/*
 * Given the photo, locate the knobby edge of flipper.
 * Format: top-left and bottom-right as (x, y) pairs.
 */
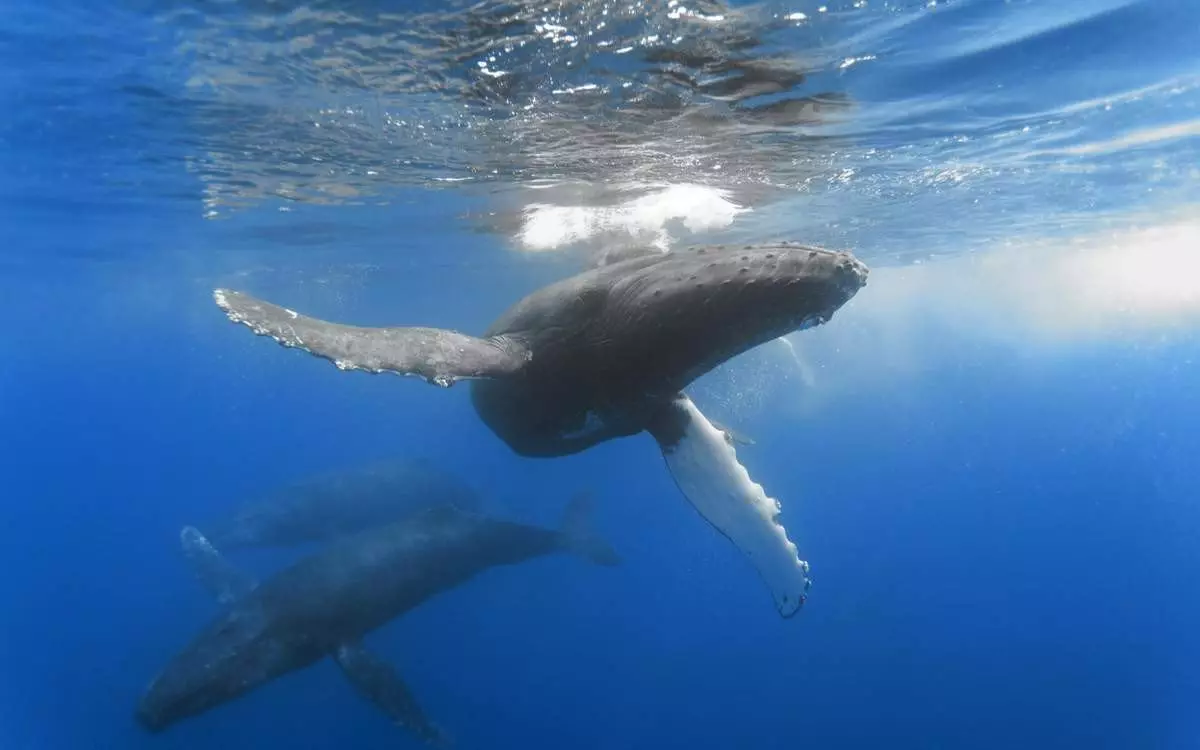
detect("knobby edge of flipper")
(213, 288), (531, 388)
(333, 642), (451, 748)
(179, 526), (258, 605)
(647, 394), (812, 618)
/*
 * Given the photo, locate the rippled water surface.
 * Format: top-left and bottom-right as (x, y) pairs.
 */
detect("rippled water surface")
(8, 0), (1199, 258)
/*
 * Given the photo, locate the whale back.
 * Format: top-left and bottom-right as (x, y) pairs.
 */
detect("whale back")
(207, 458), (482, 549)
(483, 252), (665, 339)
(469, 244), (867, 457)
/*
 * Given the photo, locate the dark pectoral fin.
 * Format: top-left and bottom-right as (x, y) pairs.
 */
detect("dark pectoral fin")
(179, 526), (257, 605)
(333, 642), (449, 747)
(648, 394), (812, 618)
(214, 289), (529, 387)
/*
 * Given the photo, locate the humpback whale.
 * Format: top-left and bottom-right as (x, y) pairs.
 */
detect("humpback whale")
(205, 457), (482, 549)
(136, 497), (618, 743)
(212, 242), (868, 616)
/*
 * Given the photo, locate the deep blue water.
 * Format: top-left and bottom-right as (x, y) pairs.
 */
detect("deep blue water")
(3, 1), (1200, 748)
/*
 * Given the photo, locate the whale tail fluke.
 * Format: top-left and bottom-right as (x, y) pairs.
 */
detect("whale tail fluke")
(560, 492), (621, 566)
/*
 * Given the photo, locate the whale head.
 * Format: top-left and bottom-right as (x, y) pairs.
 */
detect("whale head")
(600, 242), (868, 391)
(135, 603), (294, 732)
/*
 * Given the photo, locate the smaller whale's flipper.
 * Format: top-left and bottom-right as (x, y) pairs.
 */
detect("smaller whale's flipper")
(560, 492), (622, 566)
(213, 289), (531, 387)
(647, 394), (811, 618)
(179, 526), (257, 605)
(333, 642), (450, 747)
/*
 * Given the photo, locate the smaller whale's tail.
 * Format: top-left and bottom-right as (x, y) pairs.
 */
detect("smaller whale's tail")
(560, 492), (621, 566)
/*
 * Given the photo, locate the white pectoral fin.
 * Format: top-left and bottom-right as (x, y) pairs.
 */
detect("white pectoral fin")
(648, 394), (811, 617)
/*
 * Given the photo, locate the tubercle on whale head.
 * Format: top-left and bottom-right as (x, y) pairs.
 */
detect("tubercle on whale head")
(832, 249), (869, 292)
(774, 242), (869, 294)
(617, 242), (869, 341)
(583, 243), (869, 394)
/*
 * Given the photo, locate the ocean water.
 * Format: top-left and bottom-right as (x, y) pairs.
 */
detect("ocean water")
(2, 0), (1199, 748)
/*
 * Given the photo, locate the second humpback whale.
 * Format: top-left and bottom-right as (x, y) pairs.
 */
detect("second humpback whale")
(205, 457), (482, 549)
(212, 242), (868, 616)
(137, 496), (619, 744)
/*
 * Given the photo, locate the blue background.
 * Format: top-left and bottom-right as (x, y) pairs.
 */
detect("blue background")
(2, 1), (1199, 748)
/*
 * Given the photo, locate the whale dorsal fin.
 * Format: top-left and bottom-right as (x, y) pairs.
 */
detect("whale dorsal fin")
(213, 289), (530, 387)
(179, 526), (257, 605)
(333, 641), (450, 747)
(647, 394), (811, 618)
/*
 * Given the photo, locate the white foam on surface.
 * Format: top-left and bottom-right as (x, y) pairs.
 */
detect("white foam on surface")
(516, 183), (750, 252)
(659, 395), (811, 617)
